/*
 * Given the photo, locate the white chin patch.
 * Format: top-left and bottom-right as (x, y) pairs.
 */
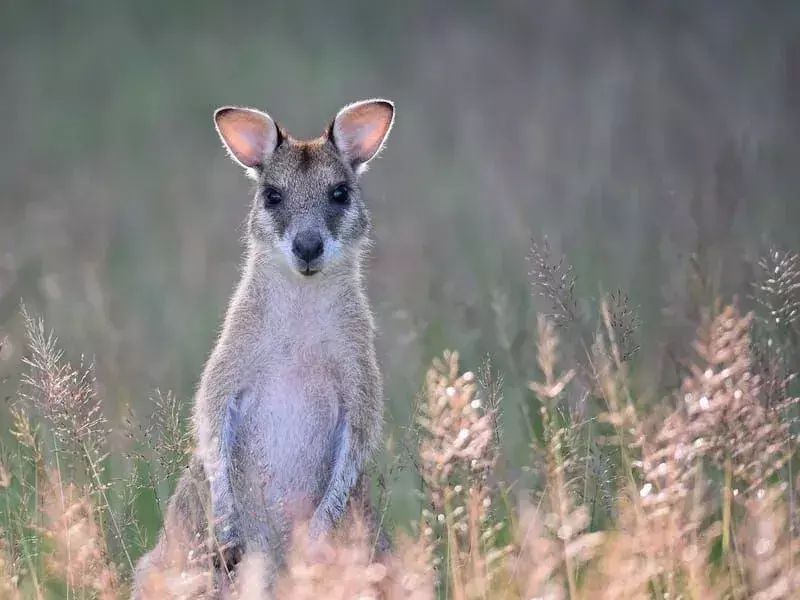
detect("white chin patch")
(323, 239), (342, 264)
(273, 231), (344, 275)
(275, 238), (297, 268)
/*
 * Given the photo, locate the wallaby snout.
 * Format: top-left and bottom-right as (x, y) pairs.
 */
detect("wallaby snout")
(292, 229), (325, 274)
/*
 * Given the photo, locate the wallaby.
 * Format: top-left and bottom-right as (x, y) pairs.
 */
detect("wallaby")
(132, 99), (394, 597)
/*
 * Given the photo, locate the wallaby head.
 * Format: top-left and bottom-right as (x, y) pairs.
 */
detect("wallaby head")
(213, 99), (394, 278)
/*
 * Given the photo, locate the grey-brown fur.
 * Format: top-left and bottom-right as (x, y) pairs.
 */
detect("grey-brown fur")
(131, 99), (394, 598)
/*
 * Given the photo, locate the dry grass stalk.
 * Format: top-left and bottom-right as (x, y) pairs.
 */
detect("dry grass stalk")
(417, 350), (511, 599)
(143, 389), (193, 483)
(277, 518), (385, 600)
(529, 239), (579, 331)
(682, 304), (797, 494)
(0, 536), (21, 600)
(738, 485), (800, 600)
(19, 307), (108, 486)
(524, 316), (603, 599)
(755, 248), (800, 338)
(274, 516), (435, 600)
(132, 536), (216, 600)
(17, 309), (137, 577)
(508, 507), (566, 600)
(9, 406), (45, 482)
(38, 469), (119, 599)
(593, 298), (726, 599)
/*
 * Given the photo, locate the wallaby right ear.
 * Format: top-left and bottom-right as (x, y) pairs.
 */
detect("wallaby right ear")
(214, 107), (280, 174)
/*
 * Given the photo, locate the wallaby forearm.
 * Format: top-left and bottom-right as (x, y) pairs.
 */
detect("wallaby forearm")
(194, 346), (250, 548)
(312, 363), (383, 534)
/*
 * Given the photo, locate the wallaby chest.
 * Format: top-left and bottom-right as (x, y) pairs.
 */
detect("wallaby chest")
(228, 281), (366, 508)
(246, 281), (363, 393)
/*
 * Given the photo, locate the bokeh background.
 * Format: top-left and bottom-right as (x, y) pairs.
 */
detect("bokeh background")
(1, 0), (799, 537)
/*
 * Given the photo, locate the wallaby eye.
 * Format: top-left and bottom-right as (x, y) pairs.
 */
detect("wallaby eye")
(330, 184), (350, 206)
(263, 187), (283, 207)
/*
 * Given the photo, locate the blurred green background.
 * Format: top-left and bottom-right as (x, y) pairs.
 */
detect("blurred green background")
(1, 0), (799, 541)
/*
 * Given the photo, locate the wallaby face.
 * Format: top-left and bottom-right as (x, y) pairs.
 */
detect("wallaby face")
(214, 100), (394, 277)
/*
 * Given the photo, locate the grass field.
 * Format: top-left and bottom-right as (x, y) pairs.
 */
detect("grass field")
(0, 242), (796, 598)
(2, 2), (800, 598)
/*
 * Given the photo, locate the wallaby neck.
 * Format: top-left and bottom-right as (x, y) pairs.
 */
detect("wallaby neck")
(238, 247), (368, 318)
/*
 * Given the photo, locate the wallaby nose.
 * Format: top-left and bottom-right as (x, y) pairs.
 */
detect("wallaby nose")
(292, 230), (324, 264)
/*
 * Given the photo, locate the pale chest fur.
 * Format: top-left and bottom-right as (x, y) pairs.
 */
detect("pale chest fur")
(239, 271), (372, 394)
(216, 269), (375, 532)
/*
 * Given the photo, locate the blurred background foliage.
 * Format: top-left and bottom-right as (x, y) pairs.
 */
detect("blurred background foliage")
(1, 0), (799, 542)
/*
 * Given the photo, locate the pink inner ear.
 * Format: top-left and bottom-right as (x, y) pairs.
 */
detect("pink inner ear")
(357, 121), (384, 157)
(216, 109), (277, 168)
(334, 103), (393, 164)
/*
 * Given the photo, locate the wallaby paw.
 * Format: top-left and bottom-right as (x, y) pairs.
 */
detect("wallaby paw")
(305, 531), (334, 565)
(212, 536), (244, 574)
(210, 519), (243, 573)
(306, 513), (335, 564)
(308, 510), (336, 539)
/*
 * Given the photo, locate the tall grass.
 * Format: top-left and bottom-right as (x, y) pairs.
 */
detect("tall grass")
(0, 244), (797, 599)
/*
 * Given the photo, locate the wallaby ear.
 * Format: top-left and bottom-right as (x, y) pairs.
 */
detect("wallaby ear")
(214, 107), (280, 174)
(329, 99), (395, 174)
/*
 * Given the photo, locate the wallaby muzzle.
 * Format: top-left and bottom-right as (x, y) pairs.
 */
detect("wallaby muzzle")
(292, 229), (324, 275)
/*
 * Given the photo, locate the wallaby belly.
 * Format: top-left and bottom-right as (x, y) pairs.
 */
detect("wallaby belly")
(228, 360), (342, 554)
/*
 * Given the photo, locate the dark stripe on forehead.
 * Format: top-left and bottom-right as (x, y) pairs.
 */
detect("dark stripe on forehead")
(297, 146), (313, 173)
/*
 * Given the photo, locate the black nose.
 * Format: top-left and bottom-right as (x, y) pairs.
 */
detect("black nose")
(292, 230), (324, 264)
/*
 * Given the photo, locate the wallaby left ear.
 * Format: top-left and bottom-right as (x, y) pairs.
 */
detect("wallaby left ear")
(329, 99), (395, 174)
